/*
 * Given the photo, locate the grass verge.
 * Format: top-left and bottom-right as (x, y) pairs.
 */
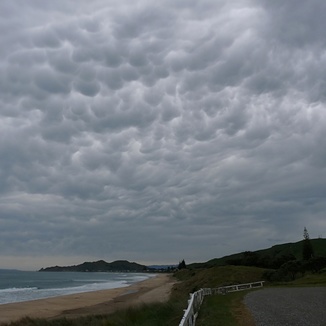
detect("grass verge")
(196, 290), (256, 326)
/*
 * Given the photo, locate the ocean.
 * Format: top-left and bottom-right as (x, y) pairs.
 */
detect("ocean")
(0, 269), (153, 305)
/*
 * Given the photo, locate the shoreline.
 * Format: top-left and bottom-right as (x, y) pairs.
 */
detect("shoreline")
(0, 274), (175, 324)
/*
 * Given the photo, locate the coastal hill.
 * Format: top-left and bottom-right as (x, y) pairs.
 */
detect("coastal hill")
(39, 260), (147, 272)
(189, 238), (326, 269)
(39, 239), (326, 273)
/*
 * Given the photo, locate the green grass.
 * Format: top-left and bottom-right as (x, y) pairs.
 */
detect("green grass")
(99, 301), (182, 326)
(196, 293), (239, 326)
(196, 291), (255, 326)
(174, 265), (267, 292)
(271, 271), (326, 287)
(1, 302), (183, 326)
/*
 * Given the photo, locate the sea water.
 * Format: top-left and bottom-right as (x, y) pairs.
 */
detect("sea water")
(0, 269), (152, 305)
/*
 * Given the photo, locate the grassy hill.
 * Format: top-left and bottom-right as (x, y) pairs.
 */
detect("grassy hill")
(173, 265), (267, 295)
(189, 238), (326, 269)
(255, 238), (326, 259)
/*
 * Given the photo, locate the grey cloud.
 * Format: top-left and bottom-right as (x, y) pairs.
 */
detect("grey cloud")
(48, 49), (78, 75)
(103, 46), (124, 68)
(1, 0), (326, 269)
(259, 0), (326, 47)
(34, 67), (71, 94)
(74, 80), (100, 97)
(9, 49), (47, 67)
(33, 27), (61, 48)
(98, 68), (124, 90)
(120, 64), (140, 82)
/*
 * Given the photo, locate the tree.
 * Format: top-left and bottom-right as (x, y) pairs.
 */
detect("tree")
(178, 259), (186, 269)
(302, 227), (314, 260)
(280, 260), (302, 280)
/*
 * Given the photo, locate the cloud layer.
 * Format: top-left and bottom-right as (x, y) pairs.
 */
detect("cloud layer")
(1, 0), (326, 269)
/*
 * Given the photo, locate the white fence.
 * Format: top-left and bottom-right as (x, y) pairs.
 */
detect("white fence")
(178, 281), (265, 326)
(178, 289), (205, 326)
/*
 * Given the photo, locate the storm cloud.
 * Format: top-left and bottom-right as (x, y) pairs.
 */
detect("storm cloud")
(0, 0), (326, 270)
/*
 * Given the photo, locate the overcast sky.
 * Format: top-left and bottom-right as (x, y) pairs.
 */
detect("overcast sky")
(1, 0), (326, 270)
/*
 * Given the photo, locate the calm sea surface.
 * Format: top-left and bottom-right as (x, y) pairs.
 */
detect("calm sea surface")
(0, 269), (153, 305)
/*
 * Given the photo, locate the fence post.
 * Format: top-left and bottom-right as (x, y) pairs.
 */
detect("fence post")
(179, 281), (265, 325)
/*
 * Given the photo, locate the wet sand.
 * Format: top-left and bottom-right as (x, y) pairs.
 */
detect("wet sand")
(0, 274), (175, 324)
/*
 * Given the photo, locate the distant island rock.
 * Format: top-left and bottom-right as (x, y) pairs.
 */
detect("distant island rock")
(39, 260), (147, 272)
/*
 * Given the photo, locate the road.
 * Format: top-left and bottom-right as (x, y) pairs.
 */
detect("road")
(244, 287), (326, 326)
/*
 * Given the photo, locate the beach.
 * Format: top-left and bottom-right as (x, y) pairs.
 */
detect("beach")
(0, 274), (175, 324)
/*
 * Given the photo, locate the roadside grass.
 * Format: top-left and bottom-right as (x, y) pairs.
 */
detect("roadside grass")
(173, 265), (267, 293)
(286, 272), (326, 286)
(196, 270), (326, 326)
(267, 271), (326, 287)
(196, 293), (235, 326)
(196, 291), (255, 326)
(174, 265), (266, 326)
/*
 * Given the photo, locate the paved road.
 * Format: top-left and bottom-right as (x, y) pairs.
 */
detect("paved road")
(244, 287), (326, 326)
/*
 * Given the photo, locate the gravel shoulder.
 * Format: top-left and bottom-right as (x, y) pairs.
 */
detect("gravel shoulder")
(244, 287), (326, 326)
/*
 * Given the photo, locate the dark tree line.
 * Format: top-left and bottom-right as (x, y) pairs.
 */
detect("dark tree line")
(264, 227), (325, 282)
(178, 259), (187, 269)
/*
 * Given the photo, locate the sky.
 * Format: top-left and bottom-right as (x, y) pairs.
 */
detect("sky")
(1, 0), (326, 270)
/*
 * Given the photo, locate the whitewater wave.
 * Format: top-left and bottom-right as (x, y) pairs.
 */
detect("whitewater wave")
(0, 271), (154, 305)
(0, 279), (135, 305)
(0, 287), (38, 293)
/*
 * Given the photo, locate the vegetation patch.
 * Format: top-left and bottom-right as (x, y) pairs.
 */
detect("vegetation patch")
(2, 302), (183, 326)
(196, 291), (255, 326)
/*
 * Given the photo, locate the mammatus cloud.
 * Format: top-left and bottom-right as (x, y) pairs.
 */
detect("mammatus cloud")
(0, 0), (325, 269)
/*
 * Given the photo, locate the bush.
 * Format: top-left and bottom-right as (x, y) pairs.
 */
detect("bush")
(263, 260), (302, 282)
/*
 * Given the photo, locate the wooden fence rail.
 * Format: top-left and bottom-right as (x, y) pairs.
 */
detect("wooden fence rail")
(178, 281), (265, 326)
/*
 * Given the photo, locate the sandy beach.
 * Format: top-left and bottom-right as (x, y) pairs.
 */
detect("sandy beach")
(0, 274), (175, 324)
